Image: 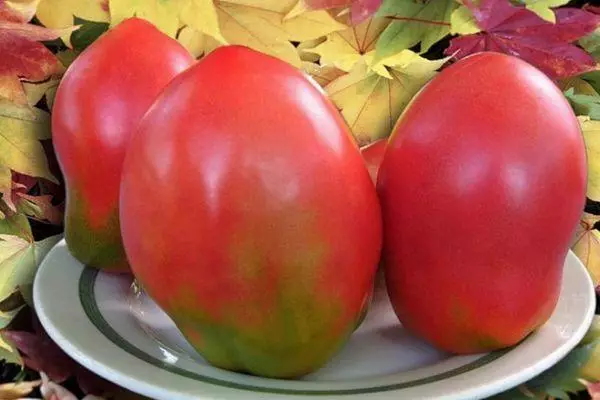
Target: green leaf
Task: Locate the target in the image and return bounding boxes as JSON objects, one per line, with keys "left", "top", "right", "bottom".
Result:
{"left": 374, "top": 0, "right": 457, "bottom": 62}
{"left": 521, "top": 0, "right": 570, "bottom": 23}
{"left": 450, "top": 5, "right": 480, "bottom": 35}
{"left": 492, "top": 316, "right": 600, "bottom": 399}
{"left": 580, "top": 29, "right": 600, "bottom": 63}
{"left": 0, "top": 234, "right": 62, "bottom": 327}
{"left": 565, "top": 88, "right": 600, "bottom": 120}
{"left": 0, "top": 214, "right": 32, "bottom": 242}
{"left": 70, "top": 17, "right": 109, "bottom": 52}
{"left": 0, "top": 332, "right": 22, "bottom": 366}
{"left": 19, "top": 234, "right": 61, "bottom": 306}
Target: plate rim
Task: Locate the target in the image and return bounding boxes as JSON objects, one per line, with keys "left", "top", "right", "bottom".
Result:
{"left": 34, "top": 240, "right": 597, "bottom": 400}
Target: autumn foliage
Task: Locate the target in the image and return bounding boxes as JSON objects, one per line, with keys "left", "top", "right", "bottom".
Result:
{"left": 2, "top": 0, "right": 600, "bottom": 398}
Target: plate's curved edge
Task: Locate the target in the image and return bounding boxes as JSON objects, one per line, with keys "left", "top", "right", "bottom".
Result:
{"left": 78, "top": 267, "right": 511, "bottom": 395}
{"left": 33, "top": 241, "right": 598, "bottom": 400}
{"left": 452, "top": 251, "right": 597, "bottom": 400}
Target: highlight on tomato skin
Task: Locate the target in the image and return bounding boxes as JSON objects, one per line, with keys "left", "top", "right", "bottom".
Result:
{"left": 119, "top": 45, "right": 383, "bottom": 378}
{"left": 377, "top": 51, "right": 587, "bottom": 355}
{"left": 51, "top": 17, "right": 194, "bottom": 273}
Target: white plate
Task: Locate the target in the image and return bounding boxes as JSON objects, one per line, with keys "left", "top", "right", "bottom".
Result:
{"left": 33, "top": 240, "right": 595, "bottom": 400}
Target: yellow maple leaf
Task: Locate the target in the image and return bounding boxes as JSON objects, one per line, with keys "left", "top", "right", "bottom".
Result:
{"left": 580, "top": 116, "right": 600, "bottom": 202}
{"left": 177, "top": 26, "right": 207, "bottom": 58}
{"left": 36, "top": 0, "right": 108, "bottom": 46}
{"left": 109, "top": 0, "right": 185, "bottom": 37}
{"left": 571, "top": 212, "right": 600, "bottom": 286}
{"left": 207, "top": 0, "right": 347, "bottom": 67}
{"left": 301, "top": 61, "right": 346, "bottom": 88}
{"left": 0, "top": 380, "right": 40, "bottom": 399}
{"left": 109, "top": 0, "right": 346, "bottom": 66}
{"left": 36, "top": 0, "right": 108, "bottom": 28}
{"left": 306, "top": 16, "right": 390, "bottom": 72}
{"left": 0, "top": 101, "right": 56, "bottom": 184}
{"left": 326, "top": 50, "right": 447, "bottom": 145}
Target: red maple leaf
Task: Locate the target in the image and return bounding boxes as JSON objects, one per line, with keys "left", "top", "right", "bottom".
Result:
{"left": 3, "top": 314, "right": 118, "bottom": 396}
{"left": 0, "top": 0, "right": 73, "bottom": 105}
{"left": 304, "top": 0, "right": 382, "bottom": 25}
{"left": 445, "top": 0, "right": 600, "bottom": 79}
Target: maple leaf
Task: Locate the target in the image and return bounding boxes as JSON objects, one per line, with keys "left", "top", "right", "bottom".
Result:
{"left": 0, "top": 0, "right": 75, "bottom": 105}
{"left": 36, "top": 0, "right": 108, "bottom": 47}
{"left": 326, "top": 51, "right": 446, "bottom": 145}
{"left": 303, "top": 0, "right": 383, "bottom": 25}
{"left": 110, "top": 0, "right": 347, "bottom": 67}
{"left": 373, "top": 0, "right": 457, "bottom": 63}
{"left": 579, "top": 116, "right": 600, "bottom": 202}
{"left": 0, "top": 380, "right": 41, "bottom": 400}
{"left": 301, "top": 62, "right": 346, "bottom": 87}
{"left": 305, "top": 16, "right": 389, "bottom": 72}
{"left": 0, "top": 101, "right": 57, "bottom": 187}
{"left": 445, "top": 0, "right": 600, "bottom": 79}
{"left": 3, "top": 314, "right": 119, "bottom": 397}
{"left": 520, "top": 0, "right": 570, "bottom": 23}
{"left": 571, "top": 213, "right": 600, "bottom": 286}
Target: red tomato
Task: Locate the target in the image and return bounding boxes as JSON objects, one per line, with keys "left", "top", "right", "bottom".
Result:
{"left": 378, "top": 52, "right": 587, "bottom": 353}
{"left": 119, "top": 46, "right": 382, "bottom": 378}
{"left": 361, "top": 138, "right": 387, "bottom": 184}
{"left": 52, "top": 18, "right": 194, "bottom": 272}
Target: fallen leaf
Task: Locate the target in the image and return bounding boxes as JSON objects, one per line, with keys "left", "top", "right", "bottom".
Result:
{"left": 571, "top": 213, "right": 600, "bottom": 286}
{"left": 450, "top": 4, "right": 480, "bottom": 35}
{"left": 303, "top": 0, "right": 383, "bottom": 24}
{"left": 445, "top": 0, "right": 600, "bottom": 79}
{"left": 36, "top": 0, "right": 108, "bottom": 28}
{"left": 580, "top": 116, "right": 600, "bottom": 202}
{"left": 0, "top": 0, "right": 39, "bottom": 23}
{"left": 210, "top": 0, "right": 347, "bottom": 67}
{"left": 0, "top": 331, "right": 22, "bottom": 365}
{"left": 0, "top": 380, "right": 41, "bottom": 399}
{"left": 110, "top": 0, "right": 346, "bottom": 67}
{"left": 0, "top": 0, "right": 76, "bottom": 105}
{"left": 109, "top": 0, "right": 183, "bottom": 37}
{"left": 305, "top": 16, "right": 389, "bottom": 72}
{"left": 23, "top": 78, "right": 60, "bottom": 108}
{"left": 301, "top": 61, "right": 346, "bottom": 87}
{"left": 522, "top": 0, "right": 570, "bottom": 23}
{"left": 4, "top": 315, "right": 118, "bottom": 397}
{"left": 326, "top": 50, "right": 446, "bottom": 145}
{"left": 36, "top": 0, "right": 107, "bottom": 46}
{"left": 176, "top": 27, "right": 206, "bottom": 58}
{"left": 70, "top": 17, "right": 109, "bottom": 51}
{"left": 565, "top": 88, "right": 600, "bottom": 120}
{"left": 180, "top": 0, "right": 226, "bottom": 44}
{"left": 0, "top": 101, "right": 57, "bottom": 185}
{"left": 0, "top": 212, "right": 32, "bottom": 240}
{"left": 373, "top": 0, "right": 457, "bottom": 62}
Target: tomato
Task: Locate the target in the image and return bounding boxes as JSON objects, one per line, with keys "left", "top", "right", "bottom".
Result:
{"left": 119, "top": 45, "right": 382, "bottom": 378}
{"left": 377, "top": 52, "right": 587, "bottom": 353}
{"left": 52, "top": 18, "right": 194, "bottom": 272}
{"left": 360, "top": 138, "right": 387, "bottom": 184}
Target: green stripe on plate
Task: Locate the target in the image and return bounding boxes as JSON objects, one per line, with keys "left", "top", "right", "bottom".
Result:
{"left": 79, "top": 267, "right": 510, "bottom": 395}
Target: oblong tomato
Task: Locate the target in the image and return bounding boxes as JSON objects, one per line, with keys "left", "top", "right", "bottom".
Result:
{"left": 119, "top": 46, "right": 382, "bottom": 377}
{"left": 52, "top": 18, "right": 194, "bottom": 272}
{"left": 378, "top": 52, "right": 587, "bottom": 354}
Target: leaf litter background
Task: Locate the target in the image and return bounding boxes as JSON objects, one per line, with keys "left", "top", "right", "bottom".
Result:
{"left": 3, "top": 0, "right": 600, "bottom": 398}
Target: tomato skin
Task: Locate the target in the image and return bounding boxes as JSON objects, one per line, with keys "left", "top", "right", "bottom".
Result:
{"left": 378, "top": 52, "right": 587, "bottom": 353}
{"left": 360, "top": 138, "right": 387, "bottom": 185}
{"left": 52, "top": 18, "right": 194, "bottom": 272}
{"left": 120, "top": 45, "right": 382, "bottom": 378}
